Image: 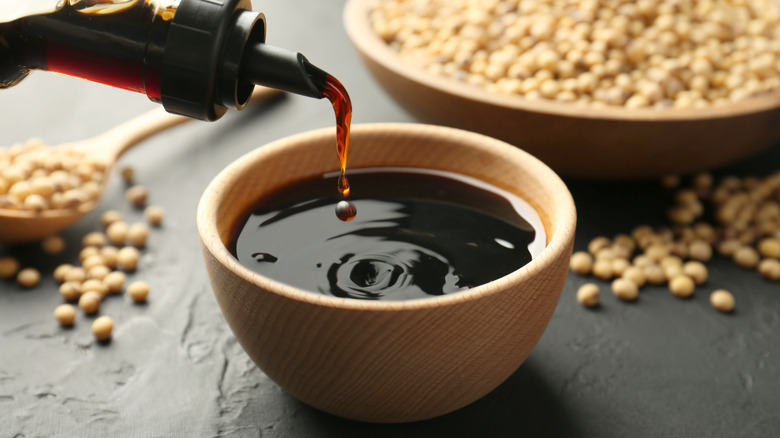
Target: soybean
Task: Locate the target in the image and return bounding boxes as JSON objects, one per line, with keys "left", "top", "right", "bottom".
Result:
{"left": 127, "top": 223, "right": 149, "bottom": 248}
{"left": 103, "top": 271, "right": 126, "bottom": 294}
{"left": 144, "top": 205, "right": 164, "bottom": 227}
{"left": 710, "top": 289, "right": 736, "bottom": 313}
{"left": 41, "top": 235, "right": 66, "bottom": 255}
{"left": 99, "top": 210, "right": 123, "bottom": 228}
{"left": 54, "top": 304, "right": 77, "bottom": 327}
{"left": 570, "top": 251, "right": 594, "bottom": 275}
{"left": 91, "top": 316, "right": 113, "bottom": 341}
{"left": 59, "top": 281, "right": 82, "bottom": 302}
{"left": 682, "top": 261, "right": 708, "bottom": 285}
{"left": 117, "top": 246, "right": 140, "bottom": 272}
{"left": 576, "top": 283, "right": 600, "bottom": 308}
{"left": 78, "top": 291, "right": 102, "bottom": 315}
{"left": 611, "top": 278, "right": 639, "bottom": 301}
{"left": 125, "top": 185, "right": 148, "bottom": 208}
{"left": 669, "top": 275, "right": 696, "bottom": 298}
{"left": 17, "top": 268, "right": 41, "bottom": 288}
{"left": 106, "top": 221, "right": 129, "bottom": 246}
{"left": 758, "top": 258, "right": 780, "bottom": 281}
{"left": 127, "top": 281, "right": 150, "bottom": 303}
{"left": 734, "top": 246, "right": 760, "bottom": 269}
{"left": 0, "top": 256, "right": 20, "bottom": 279}
{"left": 53, "top": 264, "right": 73, "bottom": 283}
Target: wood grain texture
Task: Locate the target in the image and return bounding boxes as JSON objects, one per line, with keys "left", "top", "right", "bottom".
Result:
{"left": 198, "top": 123, "right": 576, "bottom": 422}
{"left": 343, "top": 0, "right": 780, "bottom": 179}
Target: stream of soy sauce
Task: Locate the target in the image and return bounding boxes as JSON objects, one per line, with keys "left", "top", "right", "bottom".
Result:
{"left": 317, "top": 74, "right": 357, "bottom": 222}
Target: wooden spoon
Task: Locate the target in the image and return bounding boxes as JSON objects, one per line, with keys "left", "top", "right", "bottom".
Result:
{"left": 0, "top": 86, "right": 284, "bottom": 244}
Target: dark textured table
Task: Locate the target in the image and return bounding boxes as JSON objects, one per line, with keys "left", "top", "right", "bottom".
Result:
{"left": 2, "top": 1, "right": 780, "bottom": 436}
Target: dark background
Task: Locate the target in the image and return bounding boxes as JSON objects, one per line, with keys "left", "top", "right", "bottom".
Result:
{"left": 1, "top": 1, "right": 779, "bottom": 436}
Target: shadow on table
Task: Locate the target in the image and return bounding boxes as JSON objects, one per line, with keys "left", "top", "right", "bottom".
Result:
{"left": 282, "top": 358, "right": 581, "bottom": 438}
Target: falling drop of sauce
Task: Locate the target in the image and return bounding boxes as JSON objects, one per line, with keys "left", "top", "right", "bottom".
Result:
{"left": 335, "top": 200, "right": 357, "bottom": 222}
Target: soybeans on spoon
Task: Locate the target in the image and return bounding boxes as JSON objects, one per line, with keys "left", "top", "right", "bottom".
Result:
{"left": 0, "top": 86, "right": 283, "bottom": 244}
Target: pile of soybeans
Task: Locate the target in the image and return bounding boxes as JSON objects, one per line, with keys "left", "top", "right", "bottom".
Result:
{"left": 0, "top": 138, "right": 163, "bottom": 342}
{"left": 370, "top": 0, "right": 780, "bottom": 108}
{"left": 570, "top": 171, "right": 780, "bottom": 312}
{"left": 0, "top": 138, "right": 104, "bottom": 212}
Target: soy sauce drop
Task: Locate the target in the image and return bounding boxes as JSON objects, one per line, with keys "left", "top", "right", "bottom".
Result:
{"left": 335, "top": 200, "right": 357, "bottom": 222}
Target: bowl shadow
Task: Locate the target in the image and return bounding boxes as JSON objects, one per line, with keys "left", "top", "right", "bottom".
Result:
{"left": 279, "top": 357, "right": 581, "bottom": 438}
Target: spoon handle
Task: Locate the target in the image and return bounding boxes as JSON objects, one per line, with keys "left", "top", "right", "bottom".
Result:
{"left": 89, "top": 86, "right": 285, "bottom": 160}
{"left": 97, "top": 107, "right": 189, "bottom": 160}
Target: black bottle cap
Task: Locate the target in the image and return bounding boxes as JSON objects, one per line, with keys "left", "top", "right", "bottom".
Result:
{"left": 160, "top": 0, "right": 263, "bottom": 121}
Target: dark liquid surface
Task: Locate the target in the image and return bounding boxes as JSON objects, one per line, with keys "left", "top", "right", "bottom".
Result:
{"left": 231, "top": 168, "right": 545, "bottom": 301}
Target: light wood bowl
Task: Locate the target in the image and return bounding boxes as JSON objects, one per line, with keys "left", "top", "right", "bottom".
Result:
{"left": 344, "top": 0, "right": 780, "bottom": 179}
{"left": 197, "top": 123, "right": 576, "bottom": 422}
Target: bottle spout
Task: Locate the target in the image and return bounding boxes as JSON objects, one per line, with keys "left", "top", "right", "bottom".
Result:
{"left": 240, "top": 43, "right": 327, "bottom": 99}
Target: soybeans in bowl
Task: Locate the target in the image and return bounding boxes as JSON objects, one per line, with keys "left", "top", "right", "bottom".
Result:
{"left": 344, "top": 0, "right": 780, "bottom": 178}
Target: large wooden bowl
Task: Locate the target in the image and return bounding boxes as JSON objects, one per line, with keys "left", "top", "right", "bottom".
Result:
{"left": 344, "top": 0, "right": 780, "bottom": 179}
{"left": 197, "top": 123, "right": 576, "bottom": 422}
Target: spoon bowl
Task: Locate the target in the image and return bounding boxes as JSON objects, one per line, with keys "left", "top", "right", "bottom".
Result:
{"left": 0, "top": 87, "right": 282, "bottom": 244}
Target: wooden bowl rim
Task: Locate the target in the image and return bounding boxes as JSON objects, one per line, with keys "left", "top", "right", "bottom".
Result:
{"left": 343, "top": 0, "right": 780, "bottom": 122}
{"left": 197, "top": 123, "right": 576, "bottom": 312}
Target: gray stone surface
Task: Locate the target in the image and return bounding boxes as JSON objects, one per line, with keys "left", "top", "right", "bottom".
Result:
{"left": 1, "top": 1, "right": 779, "bottom": 436}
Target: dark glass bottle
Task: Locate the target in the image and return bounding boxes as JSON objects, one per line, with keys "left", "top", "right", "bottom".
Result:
{"left": 0, "top": 0, "right": 328, "bottom": 121}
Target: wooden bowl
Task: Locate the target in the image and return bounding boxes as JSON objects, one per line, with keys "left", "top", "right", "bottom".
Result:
{"left": 197, "top": 123, "right": 576, "bottom": 422}
{"left": 343, "top": 0, "right": 780, "bottom": 179}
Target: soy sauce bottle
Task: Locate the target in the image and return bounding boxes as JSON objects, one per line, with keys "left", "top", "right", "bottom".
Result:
{"left": 0, "top": 0, "right": 329, "bottom": 121}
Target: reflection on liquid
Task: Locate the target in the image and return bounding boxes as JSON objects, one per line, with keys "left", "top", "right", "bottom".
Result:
{"left": 233, "top": 169, "right": 546, "bottom": 302}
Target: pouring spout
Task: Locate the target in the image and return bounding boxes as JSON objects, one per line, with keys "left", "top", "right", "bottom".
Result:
{"left": 240, "top": 43, "right": 327, "bottom": 99}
